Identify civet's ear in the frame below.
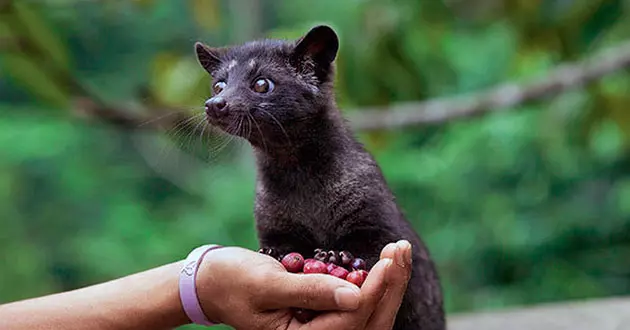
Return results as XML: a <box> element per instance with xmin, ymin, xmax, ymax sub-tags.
<box><xmin>290</xmin><ymin>25</ymin><xmax>339</xmax><ymax>80</ymax></box>
<box><xmin>195</xmin><ymin>42</ymin><xmax>225</xmax><ymax>74</ymax></box>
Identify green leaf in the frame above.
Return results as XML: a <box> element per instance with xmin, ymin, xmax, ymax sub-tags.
<box><xmin>132</xmin><ymin>0</ymin><xmax>157</xmax><ymax>7</ymax></box>
<box><xmin>150</xmin><ymin>53</ymin><xmax>206</xmax><ymax>107</ymax></box>
<box><xmin>588</xmin><ymin>119</ymin><xmax>623</xmax><ymax>162</ymax></box>
<box><xmin>0</xmin><ymin>20</ymin><xmax>14</xmax><ymax>41</ymax></box>
<box><xmin>12</xmin><ymin>1</ymin><xmax>71</xmax><ymax>73</ymax></box>
<box><xmin>1</xmin><ymin>54</ymin><xmax>69</xmax><ymax>108</ymax></box>
<box><xmin>189</xmin><ymin>0</ymin><xmax>220</xmax><ymax>31</ymax></box>
<box><xmin>580</xmin><ymin>0</ymin><xmax>623</xmax><ymax>50</ymax></box>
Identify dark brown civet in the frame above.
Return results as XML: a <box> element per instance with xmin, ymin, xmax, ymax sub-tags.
<box><xmin>196</xmin><ymin>25</ymin><xmax>445</xmax><ymax>330</ymax></box>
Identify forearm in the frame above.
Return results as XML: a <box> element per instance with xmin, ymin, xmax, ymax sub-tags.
<box><xmin>0</xmin><ymin>261</ymin><xmax>191</xmax><ymax>330</ymax></box>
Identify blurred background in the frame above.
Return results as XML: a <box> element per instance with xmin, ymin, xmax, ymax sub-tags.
<box><xmin>2</xmin><ymin>0</ymin><xmax>630</xmax><ymax>329</ymax></box>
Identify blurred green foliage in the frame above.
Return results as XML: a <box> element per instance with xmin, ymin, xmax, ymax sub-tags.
<box><xmin>1</xmin><ymin>1</ymin><xmax>630</xmax><ymax>329</ymax></box>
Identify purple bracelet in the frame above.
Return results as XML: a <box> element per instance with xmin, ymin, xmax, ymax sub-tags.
<box><xmin>179</xmin><ymin>244</ymin><xmax>223</xmax><ymax>326</ymax></box>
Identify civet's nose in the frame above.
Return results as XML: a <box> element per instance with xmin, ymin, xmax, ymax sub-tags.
<box><xmin>205</xmin><ymin>97</ymin><xmax>227</xmax><ymax>116</ymax></box>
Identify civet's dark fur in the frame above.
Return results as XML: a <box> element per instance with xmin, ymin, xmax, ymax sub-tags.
<box><xmin>195</xmin><ymin>25</ymin><xmax>445</xmax><ymax>330</ymax></box>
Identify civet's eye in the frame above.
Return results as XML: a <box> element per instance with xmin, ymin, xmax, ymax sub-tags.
<box><xmin>253</xmin><ymin>78</ymin><xmax>274</xmax><ymax>94</ymax></box>
<box><xmin>213</xmin><ymin>81</ymin><xmax>226</xmax><ymax>95</ymax></box>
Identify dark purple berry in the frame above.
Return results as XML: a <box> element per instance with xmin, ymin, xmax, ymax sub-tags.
<box><xmin>339</xmin><ymin>251</ymin><xmax>354</xmax><ymax>265</ymax></box>
<box><xmin>351</xmin><ymin>258</ymin><xmax>366</xmax><ymax>270</ymax></box>
<box><xmin>293</xmin><ymin>308</ymin><xmax>317</xmax><ymax>323</ymax></box>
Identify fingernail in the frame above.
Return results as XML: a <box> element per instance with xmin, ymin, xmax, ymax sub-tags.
<box><xmin>382</xmin><ymin>258</ymin><xmax>393</xmax><ymax>284</ymax></box>
<box><xmin>334</xmin><ymin>287</ymin><xmax>361</xmax><ymax>310</ymax></box>
<box><xmin>383</xmin><ymin>258</ymin><xmax>393</xmax><ymax>269</ymax></box>
<box><xmin>396</xmin><ymin>240</ymin><xmax>411</xmax><ymax>267</ymax></box>
<box><xmin>384</xmin><ymin>242</ymin><xmax>397</xmax><ymax>254</ymax></box>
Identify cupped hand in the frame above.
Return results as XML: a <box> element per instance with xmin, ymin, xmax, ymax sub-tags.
<box><xmin>195</xmin><ymin>246</ymin><xmax>362</xmax><ymax>329</ymax></box>
<box><xmin>290</xmin><ymin>240</ymin><xmax>412</xmax><ymax>330</ymax></box>
<box><xmin>195</xmin><ymin>241</ymin><xmax>412</xmax><ymax>330</ymax></box>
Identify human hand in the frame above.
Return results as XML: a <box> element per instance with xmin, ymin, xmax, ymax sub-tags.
<box><xmin>194</xmin><ymin>246</ymin><xmax>362</xmax><ymax>329</ymax></box>
<box><xmin>194</xmin><ymin>241</ymin><xmax>412</xmax><ymax>330</ymax></box>
<box><xmin>291</xmin><ymin>240</ymin><xmax>413</xmax><ymax>330</ymax></box>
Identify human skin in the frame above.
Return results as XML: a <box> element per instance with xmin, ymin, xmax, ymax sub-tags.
<box><xmin>0</xmin><ymin>240</ymin><xmax>412</xmax><ymax>330</ymax></box>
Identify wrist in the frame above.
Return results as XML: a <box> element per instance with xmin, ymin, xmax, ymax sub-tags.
<box><xmin>179</xmin><ymin>245</ymin><xmax>224</xmax><ymax>326</ymax></box>
<box><xmin>164</xmin><ymin>261</ymin><xmax>194</xmax><ymax>328</ymax></box>
<box><xmin>194</xmin><ymin>252</ymin><xmax>223</xmax><ymax>324</ymax></box>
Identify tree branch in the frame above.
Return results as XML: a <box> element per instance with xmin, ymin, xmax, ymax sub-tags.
<box><xmin>76</xmin><ymin>39</ymin><xmax>630</xmax><ymax>132</ymax></box>
<box><xmin>350</xmin><ymin>39</ymin><xmax>630</xmax><ymax>131</ymax></box>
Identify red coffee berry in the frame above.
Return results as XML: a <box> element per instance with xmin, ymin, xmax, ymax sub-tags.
<box><xmin>330</xmin><ymin>266</ymin><xmax>350</xmax><ymax>279</ymax></box>
<box><xmin>303</xmin><ymin>260</ymin><xmax>328</xmax><ymax>274</ymax></box>
<box><xmin>346</xmin><ymin>270</ymin><xmax>367</xmax><ymax>287</ymax></box>
<box><xmin>326</xmin><ymin>263</ymin><xmax>338</xmax><ymax>274</ymax></box>
<box><xmin>351</xmin><ymin>258</ymin><xmax>366</xmax><ymax>270</ymax></box>
<box><xmin>281</xmin><ymin>252</ymin><xmax>305</xmax><ymax>273</ymax></box>
<box><xmin>304</xmin><ymin>258</ymin><xmax>316</xmax><ymax>264</ymax></box>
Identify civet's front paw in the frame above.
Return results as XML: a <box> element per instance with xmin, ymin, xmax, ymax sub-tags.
<box><xmin>257</xmin><ymin>246</ymin><xmax>283</xmax><ymax>261</ymax></box>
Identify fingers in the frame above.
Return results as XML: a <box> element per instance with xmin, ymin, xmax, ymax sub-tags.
<box><xmin>356</xmin><ymin>257</ymin><xmax>392</xmax><ymax>312</ymax></box>
<box><xmin>297</xmin><ymin>258</ymin><xmax>393</xmax><ymax>330</ymax></box>
<box><xmin>389</xmin><ymin>240</ymin><xmax>413</xmax><ymax>283</ymax></box>
<box><xmin>256</xmin><ymin>272</ymin><xmax>362</xmax><ymax>312</ymax></box>
<box><xmin>367</xmin><ymin>240</ymin><xmax>413</xmax><ymax>329</ymax></box>
<box><xmin>380</xmin><ymin>242</ymin><xmax>398</xmax><ymax>260</ymax></box>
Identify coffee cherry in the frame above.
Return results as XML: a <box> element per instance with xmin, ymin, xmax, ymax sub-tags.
<box><xmin>339</xmin><ymin>251</ymin><xmax>354</xmax><ymax>266</ymax></box>
<box><xmin>275</xmin><ymin>249</ymin><xmax>369</xmax><ymax>285</ymax></box>
<box><xmin>330</xmin><ymin>266</ymin><xmax>350</xmax><ymax>279</ymax></box>
<box><xmin>304</xmin><ymin>260</ymin><xmax>328</xmax><ymax>274</ymax></box>
<box><xmin>351</xmin><ymin>258</ymin><xmax>366</xmax><ymax>270</ymax></box>
<box><xmin>346</xmin><ymin>270</ymin><xmax>367</xmax><ymax>287</ymax></box>
<box><xmin>294</xmin><ymin>308</ymin><xmax>317</xmax><ymax>323</ymax></box>
<box><xmin>281</xmin><ymin>252</ymin><xmax>305</xmax><ymax>273</ymax></box>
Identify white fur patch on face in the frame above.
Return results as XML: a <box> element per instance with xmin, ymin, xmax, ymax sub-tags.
<box><xmin>248</xmin><ymin>59</ymin><xmax>256</xmax><ymax>68</ymax></box>
<box><xmin>227</xmin><ymin>60</ymin><xmax>238</xmax><ymax>70</ymax></box>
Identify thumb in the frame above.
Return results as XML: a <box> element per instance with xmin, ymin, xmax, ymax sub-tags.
<box><xmin>367</xmin><ymin>240</ymin><xmax>412</xmax><ymax>330</ymax></box>
<box><xmin>254</xmin><ymin>272</ymin><xmax>362</xmax><ymax>312</ymax></box>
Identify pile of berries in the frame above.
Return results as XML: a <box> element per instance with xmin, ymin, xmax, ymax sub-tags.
<box><xmin>275</xmin><ymin>249</ymin><xmax>370</xmax><ymax>324</ymax></box>
<box><xmin>280</xmin><ymin>249</ymin><xmax>369</xmax><ymax>287</ymax></box>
